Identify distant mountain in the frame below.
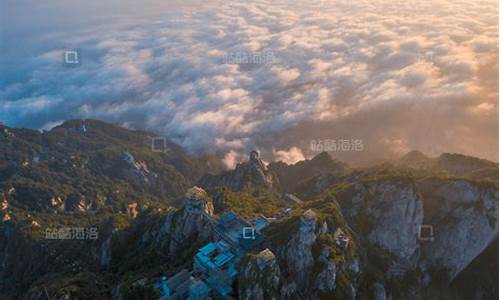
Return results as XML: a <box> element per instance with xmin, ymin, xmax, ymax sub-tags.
<box><xmin>268</xmin><ymin>151</ymin><xmax>348</xmax><ymax>193</ymax></box>
<box><xmin>199</xmin><ymin>151</ymin><xmax>347</xmax><ymax>195</ymax></box>
<box><xmin>199</xmin><ymin>150</ymin><xmax>278</xmax><ymax>192</ymax></box>
<box><xmin>397</xmin><ymin>150</ymin><xmax>434</xmax><ymax>169</ymax></box>
<box><xmin>437</xmin><ymin>153</ymin><xmax>498</xmax><ymax>178</ymax></box>
<box><xmin>0</xmin><ymin>119</ymin><xmax>211</xmax><ymax>214</ymax></box>
<box><xmin>397</xmin><ymin>151</ymin><xmax>498</xmax><ymax>180</ymax></box>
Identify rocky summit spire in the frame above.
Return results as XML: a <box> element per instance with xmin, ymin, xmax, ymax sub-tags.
<box><xmin>183</xmin><ymin>186</ymin><xmax>214</xmax><ymax>216</ymax></box>
<box><xmin>249</xmin><ymin>150</ymin><xmax>262</xmax><ymax>165</ymax></box>
<box><xmin>199</xmin><ymin>150</ymin><xmax>277</xmax><ymax>192</ymax></box>
<box><xmin>248</xmin><ymin>150</ymin><xmax>269</xmax><ymax>173</ymax></box>
<box><xmin>159</xmin><ymin>186</ymin><xmax>214</xmax><ymax>255</ymax></box>
<box><xmin>246</xmin><ymin>150</ymin><xmax>273</xmax><ymax>185</ymax></box>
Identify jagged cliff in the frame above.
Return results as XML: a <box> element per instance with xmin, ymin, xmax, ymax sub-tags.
<box><xmin>333</xmin><ymin>173</ymin><xmax>498</xmax><ymax>299</ymax></box>
<box><xmin>157</xmin><ymin>186</ymin><xmax>214</xmax><ymax>254</ymax></box>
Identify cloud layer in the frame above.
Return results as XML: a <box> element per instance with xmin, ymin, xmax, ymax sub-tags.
<box><xmin>1</xmin><ymin>0</ymin><xmax>498</xmax><ymax>163</ymax></box>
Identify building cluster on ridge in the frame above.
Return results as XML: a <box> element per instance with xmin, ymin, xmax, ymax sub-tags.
<box><xmin>155</xmin><ymin>207</ymin><xmax>292</xmax><ymax>299</ymax></box>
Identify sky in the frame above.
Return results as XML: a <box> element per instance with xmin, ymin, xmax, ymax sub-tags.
<box><xmin>0</xmin><ymin>0</ymin><xmax>498</xmax><ymax>166</ymax></box>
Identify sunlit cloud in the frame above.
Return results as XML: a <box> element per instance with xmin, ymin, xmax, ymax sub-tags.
<box><xmin>0</xmin><ymin>0</ymin><xmax>497</xmax><ymax>162</ymax></box>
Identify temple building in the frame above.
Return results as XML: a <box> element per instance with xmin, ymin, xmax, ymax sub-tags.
<box><xmin>154</xmin><ymin>269</ymin><xmax>211</xmax><ymax>300</ymax></box>
<box><xmin>156</xmin><ymin>210</ymin><xmax>276</xmax><ymax>299</ymax></box>
<box><xmin>193</xmin><ymin>241</ymin><xmax>237</xmax><ymax>298</ymax></box>
<box><xmin>215</xmin><ymin>211</ymin><xmax>264</xmax><ymax>253</ymax></box>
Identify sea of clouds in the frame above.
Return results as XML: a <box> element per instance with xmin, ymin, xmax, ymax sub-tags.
<box><xmin>0</xmin><ymin>0</ymin><xmax>498</xmax><ymax>167</ymax></box>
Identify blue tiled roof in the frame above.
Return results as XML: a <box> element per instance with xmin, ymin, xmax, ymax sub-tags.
<box><xmin>255</xmin><ymin>217</ymin><xmax>270</xmax><ymax>230</ymax></box>
<box><xmin>199</xmin><ymin>242</ymin><xmax>217</xmax><ymax>255</ymax></box>
<box><xmin>217</xmin><ymin>211</ymin><xmax>239</xmax><ymax>224</ymax></box>
<box><xmin>195</xmin><ymin>240</ymin><xmax>236</xmax><ymax>270</ymax></box>
<box><xmin>214</xmin><ymin>251</ymin><xmax>235</xmax><ymax>267</ymax></box>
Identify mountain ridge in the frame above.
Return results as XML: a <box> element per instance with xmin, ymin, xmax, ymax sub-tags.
<box><xmin>0</xmin><ymin>119</ymin><xmax>497</xmax><ymax>300</ymax></box>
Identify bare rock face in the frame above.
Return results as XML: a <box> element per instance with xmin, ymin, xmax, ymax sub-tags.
<box><xmin>183</xmin><ymin>186</ymin><xmax>214</xmax><ymax>216</ymax></box>
<box><xmin>246</xmin><ymin>150</ymin><xmax>274</xmax><ymax>188</ymax></box>
<box><xmin>343</xmin><ymin>180</ymin><xmax>424</xmax><ymax>275</ymax></box>
<box><xmin>0</xmin><ymin>195</ymin><xmax>8</xmax><ymax>211</ymax></box>
<box><xmin>288</xmin><ymin>210</ymin><xmax>318</xmax><ymax>275</ymax></box>
<box><xmin>0</xmin><ymin>193</ymin><xmax>10</xmax><ymax>223</ymax></box>
<box><xmin>341</xmin><ymin>176</ymin><xmax>498</xmax><ymax>291</ymax></box>
<box><xmin>50</xmin><ymin>196</ymin><xmax>64</xmax><ymax>210</ymax></box>
<box><xmin>239</xmin><ymin>249</ymin><xmax>281</xmax><ymax>300</ymax></box>
<box><xmin>100</xmin><ymin>237</ymin><xmax>112</xmax><ymax>268</ymax></box>
<box><xmin>366</xmin><ymin>182</ymin><xmax>423</xmax><ymax>265</ymax></box>
<box><xmin>64</xmin><ymin>194</ymin><xmax>91</xmax><ymax>212</ymax></box>
<box><xmin>277</xmin><ymin>209</ymin><xmax>318</xmax><ymax>294</ymax></box>
<box><xmin>159</xmin><ymin>186</ymin><xmax>214</xmax><ymax>254</ymax></box>
<box><xmin>372</xmin><ymin>282</ymin><xmax>387</xmax><ymax>300</ymax></box>
<box><xmin>269</xmin><ymin>207</ymin><xmax>359</xmax><ymax>299</ymax></box>
<box><xmin>126</xmin><ymin>203</ymin><xmax>139</xmax><ymax>219</ymax></box>
<box><xmin>418</xmin><ymin>178</ymin><xmax>499</xmax><ymax>282</ymax></box>
<box><xmin>315</xmin><ymin>261</ymin><xmax>337</xmax><ymax>293</ymax></box>
<box><xmin>121</xmin><ymin>151</ymin><xmax>157</xmax><ymax>185</ymax></box>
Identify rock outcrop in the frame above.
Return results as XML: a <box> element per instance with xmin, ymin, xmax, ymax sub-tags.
<box><xmin>127</xmin><ymin>203</ymin><xmax>139</xmax><ymax>219</ymax></box>
<box><xmin>315</xmin><ymin>260</ymin><xmax>337</xmax><ymax>293</ymax></box>
<box><xmin>0</xmin><ymin>193</ymin><xmax>10</xmax><ymax>223</ymax></box>
<box><xmin>266</xmin><ymin>205</ymin><xmax>361</xmax><ymax>300</ymax></box>
<box><xmin>122</xmin><ymin>151</ymin><xmax>157</xmax><ymax>185</ymax></box>
<box><xmin>0</xmin><ymin>118</ymin><xmax>498</xmax><ymax>299</ymax></box>
<box><xmin>418</xmin><ymin>178</ymin><xmax>498</xmax><ymax>282</ymax></box>
<box><xmin>100</xmin><ymin>236</ymin><xmax>112</xmax><ymax>268</ymax></box>
<box><xmin>337</xmin><ymin>175</ymin><xmax>498</xmax><ymax>296</ymax></box>
<box><xmin>159</xmin><ymin>186</ymin><xmax>214</xmax><ymax>254</ymax></box>
<box><xmin>342</xmin><ymin>180</ymin><xmax>424</xmax><ymax>275</ymax></box>
<box><xmin>64</xmin><ymin>194</ymin><xmax>91</xmax><ymax>212</ymax></box>
<box><xmin>239</xmin><ymin>249</ymin><xmax>281</xmax><ymax>300</ymax></box>
<box><xmin>282</xmin><ymin>209</ymin><xmax>318</xmax><ymax>287</ymax></box>
<box><xmin>372</xmin><ymin>282</ymin><xmax>388</xmax><ymax>300</ymax></box>
<box><xmin>200</xmin><ymin>151</ymin><xmax>276</xmax><ymax>191</ymax></box>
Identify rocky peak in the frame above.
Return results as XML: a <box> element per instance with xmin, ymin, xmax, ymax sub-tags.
<box><xmin>275</xmin><ymin>209</ymin><xmax>320</xmax><ymax>296</ymax></box>
<box><xmin>239</xmin><ymin>248</ymin><xmax>281</xmax><ymax>300</ymax></box>
<box><xmin>159</xmin><ymin>186</ymin><xmax>214</xmax><ymax>254</ymax></box>
<box><xmin>241</xmin><ymin>150</ymin><xmax>274</xmax><ymax>188</ymax></box>
<box><xmin>300</xmin><ymin>209</ymin><xmax>318</xmax><ymax>233</ymax></box>
<box><xmin>199</xmin><ymin>150</ymin><xmax>276</xmax><ymax>191</ymax></box>
<box><xmin>183</xmin><ymin>186</ymin><xmax>214</xmax><ymax>216</ymax></box>
<box><xmin>249</xmin><ymin>150</ymin><xmax>261</xmax><ymax>164</ymax></box>
<box><xmin>256</xmin><ymin>248</ymin><xmax>277</xmax><ymax>270</ymax></box>
<box><xmin>248</xmin><ymin>150</ymin><xmax>268</xmax><ymax>173</ymax></box>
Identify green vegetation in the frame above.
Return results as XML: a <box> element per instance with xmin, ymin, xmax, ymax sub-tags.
<box><xmin>1</xmin><ymin>120</ymin><xmax>498</xmax><ymax>299</ymax></box>
<box><xmin>213</xmin><ymin>187</ymin><xmax>286</xmax><ymax>219</ymax></box>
